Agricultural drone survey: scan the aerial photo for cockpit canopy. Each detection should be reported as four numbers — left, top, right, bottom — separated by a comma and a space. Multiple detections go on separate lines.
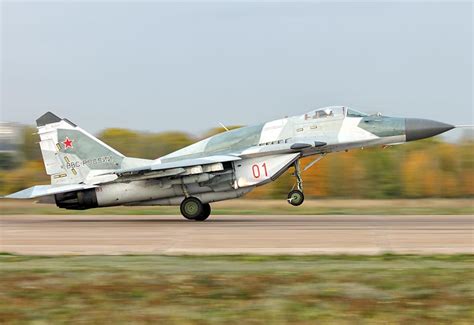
302, 106, 369, 120
303, 106, 344, 120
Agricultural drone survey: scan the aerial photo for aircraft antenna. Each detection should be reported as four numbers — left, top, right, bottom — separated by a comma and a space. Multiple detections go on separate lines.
218, 122, 230, 132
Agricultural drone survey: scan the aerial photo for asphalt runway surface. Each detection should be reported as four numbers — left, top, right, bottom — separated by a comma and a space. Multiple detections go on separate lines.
1, 215, 472, 255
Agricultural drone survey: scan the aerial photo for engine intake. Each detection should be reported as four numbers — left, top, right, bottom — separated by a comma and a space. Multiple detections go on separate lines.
55, 189, 98, 210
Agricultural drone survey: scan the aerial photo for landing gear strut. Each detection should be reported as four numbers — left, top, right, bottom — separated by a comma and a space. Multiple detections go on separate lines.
180, 197, 211, 221
288, 160, 304, 206
287, 155, 326, 206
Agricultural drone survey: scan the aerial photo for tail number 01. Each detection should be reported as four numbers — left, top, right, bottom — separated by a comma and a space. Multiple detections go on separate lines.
252, 163, 268, 179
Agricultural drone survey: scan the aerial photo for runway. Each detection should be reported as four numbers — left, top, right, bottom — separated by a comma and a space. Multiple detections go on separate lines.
1, 215, 472, 255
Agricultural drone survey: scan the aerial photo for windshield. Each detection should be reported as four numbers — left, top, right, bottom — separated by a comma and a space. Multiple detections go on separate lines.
346, 108, 368, 118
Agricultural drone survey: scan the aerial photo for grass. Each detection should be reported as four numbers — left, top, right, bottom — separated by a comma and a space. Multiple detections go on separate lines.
2, 198, 474, 215
0, 254, 473, 324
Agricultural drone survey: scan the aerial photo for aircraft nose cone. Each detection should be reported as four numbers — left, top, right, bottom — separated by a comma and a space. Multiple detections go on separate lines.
405, 118, 454, 141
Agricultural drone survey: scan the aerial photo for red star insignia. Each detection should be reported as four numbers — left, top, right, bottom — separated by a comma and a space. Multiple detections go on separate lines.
63, 137, 73, 149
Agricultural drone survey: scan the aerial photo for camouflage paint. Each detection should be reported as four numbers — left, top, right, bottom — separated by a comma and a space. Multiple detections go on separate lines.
357, 117, 405, 138
6, 107, 456, 206
57, 129, 123, 170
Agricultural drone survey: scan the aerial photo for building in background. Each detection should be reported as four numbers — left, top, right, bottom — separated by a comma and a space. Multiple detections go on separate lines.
0, 122, 22, 169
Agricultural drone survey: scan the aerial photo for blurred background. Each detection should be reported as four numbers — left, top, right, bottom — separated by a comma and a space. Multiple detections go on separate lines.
0, 122, 473, 199
1, 1, 473, 200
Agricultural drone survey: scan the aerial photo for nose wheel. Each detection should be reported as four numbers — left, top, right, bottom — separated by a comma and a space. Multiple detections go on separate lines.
180, 197, 211, 221
288, 159, 305, 206
288, 189, 304, 206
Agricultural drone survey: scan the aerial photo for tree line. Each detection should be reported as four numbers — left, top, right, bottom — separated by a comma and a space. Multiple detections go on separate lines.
1, 126, 473, 198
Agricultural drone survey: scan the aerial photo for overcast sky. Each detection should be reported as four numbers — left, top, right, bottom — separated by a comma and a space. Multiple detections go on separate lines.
1, 1, 472, 139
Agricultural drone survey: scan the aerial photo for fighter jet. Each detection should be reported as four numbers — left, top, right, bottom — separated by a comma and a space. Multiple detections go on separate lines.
6, 107, 465, 220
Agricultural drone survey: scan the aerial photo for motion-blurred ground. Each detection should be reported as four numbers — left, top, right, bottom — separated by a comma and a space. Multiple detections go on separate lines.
2, 198, 473, 215
1, 255, 472, 324
2, 214, 472, 255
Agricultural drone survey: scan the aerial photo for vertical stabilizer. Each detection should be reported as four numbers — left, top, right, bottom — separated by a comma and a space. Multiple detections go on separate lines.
36, 112, 126, 185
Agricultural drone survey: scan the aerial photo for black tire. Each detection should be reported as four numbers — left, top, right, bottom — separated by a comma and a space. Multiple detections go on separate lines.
288, 190, 304, 206
194, 203, 211, 221
180, 197, 204, 220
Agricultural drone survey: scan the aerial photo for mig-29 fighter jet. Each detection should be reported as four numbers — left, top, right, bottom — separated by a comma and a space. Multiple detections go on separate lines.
6, 107, 464, 221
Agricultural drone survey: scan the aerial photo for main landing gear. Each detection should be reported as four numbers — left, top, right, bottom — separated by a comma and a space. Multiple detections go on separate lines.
288, 160, 305, 206
180, 197, 211, 221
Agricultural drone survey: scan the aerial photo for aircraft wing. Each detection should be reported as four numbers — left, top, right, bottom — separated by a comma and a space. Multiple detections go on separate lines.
100, 155, 242, 177
4, 184, 98, 199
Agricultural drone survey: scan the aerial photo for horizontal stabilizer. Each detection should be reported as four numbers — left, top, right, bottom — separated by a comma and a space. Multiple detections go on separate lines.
4, 184, 97, 199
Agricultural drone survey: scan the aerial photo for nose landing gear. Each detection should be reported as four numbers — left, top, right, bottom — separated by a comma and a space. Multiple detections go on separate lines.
288, 189, 305, 206
180, 197, 211, 221
287, 160, 305, 206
